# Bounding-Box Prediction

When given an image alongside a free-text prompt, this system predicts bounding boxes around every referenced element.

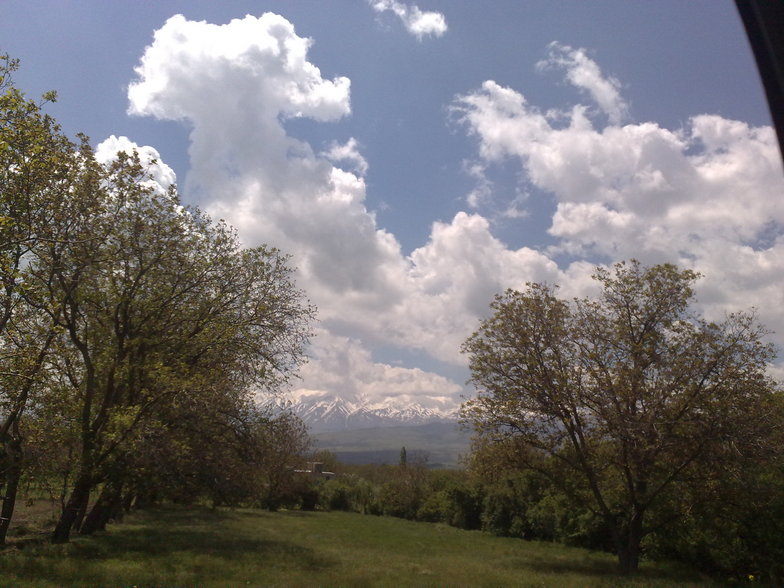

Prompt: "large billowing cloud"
[128,14,405,309]
[125,13,492,408]
[126,15,784,410]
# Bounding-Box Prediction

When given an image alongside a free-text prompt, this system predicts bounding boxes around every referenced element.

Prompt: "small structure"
[294,462,335,480]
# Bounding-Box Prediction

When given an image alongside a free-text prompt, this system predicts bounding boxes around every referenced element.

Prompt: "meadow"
[0,505,724,588]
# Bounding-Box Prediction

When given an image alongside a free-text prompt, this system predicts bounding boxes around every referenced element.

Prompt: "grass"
[0,505,723,587]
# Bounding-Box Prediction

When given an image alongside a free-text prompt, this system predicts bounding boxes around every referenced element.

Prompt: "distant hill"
[312,421,471,468]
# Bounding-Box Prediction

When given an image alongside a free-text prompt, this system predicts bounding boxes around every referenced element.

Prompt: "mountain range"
[265,394,458,433]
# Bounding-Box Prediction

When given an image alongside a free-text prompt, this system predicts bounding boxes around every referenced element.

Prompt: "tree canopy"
[0,55,316,544]
[461,260,782,574]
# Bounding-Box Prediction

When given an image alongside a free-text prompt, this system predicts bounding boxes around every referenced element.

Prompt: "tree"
[461,260,781,574]
[28,147,313,542]
[253,409,312,511]
[0,54,78,544]
[0,55,315,543]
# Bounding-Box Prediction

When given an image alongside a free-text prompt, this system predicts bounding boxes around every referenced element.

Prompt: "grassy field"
[0,505,723,588]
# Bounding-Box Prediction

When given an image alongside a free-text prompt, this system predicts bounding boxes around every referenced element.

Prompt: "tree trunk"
[73,491,90,533]
[81,481,123,535]
[51,476,92,544]
[0,438,23,545]
[79,490,109,535]
[122,491,134,513]
[132,486,158,509]
[616,509,645,574]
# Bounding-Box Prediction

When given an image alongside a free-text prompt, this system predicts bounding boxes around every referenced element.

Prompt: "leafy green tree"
[253,410,312,511]
[377,454,429,519]
[0,55,315,543]
[461,260,781,574]
[643,403,784,583]
[317,473,379,515]
[0,54,79,544]
[24,146,314,542]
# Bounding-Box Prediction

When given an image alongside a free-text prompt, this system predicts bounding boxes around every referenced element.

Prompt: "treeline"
[0,56,314,543]
[303,450,784,585]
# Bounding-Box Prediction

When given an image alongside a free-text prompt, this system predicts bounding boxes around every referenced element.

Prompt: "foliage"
[0,52,79,544]
[0,56,316,544]
[461,260,782,574]
[319,477,373,513]
[644,440,784,585]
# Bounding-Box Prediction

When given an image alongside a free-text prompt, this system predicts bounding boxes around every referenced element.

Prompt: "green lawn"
[0,506,721,587]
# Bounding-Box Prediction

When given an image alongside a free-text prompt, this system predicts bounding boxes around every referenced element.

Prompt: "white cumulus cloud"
[95,135,177,193]
[537,41,628,125]
[127,13,406,310]
[125,13,484,409]
[322,137,369,176]
[292,329,461,410]
[453,46,784,343]
[370,0,448,39]
[126,17,784,410]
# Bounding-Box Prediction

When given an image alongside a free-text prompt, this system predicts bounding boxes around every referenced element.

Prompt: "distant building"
[294,462,335,480]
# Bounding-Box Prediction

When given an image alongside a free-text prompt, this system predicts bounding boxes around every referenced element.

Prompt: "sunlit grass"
[0,506,722,587]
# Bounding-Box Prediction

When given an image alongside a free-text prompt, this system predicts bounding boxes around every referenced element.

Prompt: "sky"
[2,0,783,413]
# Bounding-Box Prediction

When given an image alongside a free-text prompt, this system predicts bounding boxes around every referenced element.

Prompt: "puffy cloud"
[127,17,591,394]
[292,329,462,411]
[128,13,351,206]
[128,14,350,123]
[125,12,485,409]
[391,212,561,362]
[369,0,448,40]
[128,13,407,313]
[454,81,784,261]
[453,45,784,348]
[322,137,369,176]
[537,42,628,125]
[125,14,566,389]
[95,135,177,192]
[126,15,784,411]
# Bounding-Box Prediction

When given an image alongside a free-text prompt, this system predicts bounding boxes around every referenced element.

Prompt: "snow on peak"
[262,393,457,433]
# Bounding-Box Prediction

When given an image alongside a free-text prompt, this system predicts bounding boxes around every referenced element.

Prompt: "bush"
[316,475,380,515]
[319,480,353,511]
[481,485,528,538]
[645,470,784,585]
[444,485,483,530]
[417,490,450,523]
[378,481,419,519]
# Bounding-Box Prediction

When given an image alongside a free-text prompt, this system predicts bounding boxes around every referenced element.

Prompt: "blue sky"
[3,1,783,412]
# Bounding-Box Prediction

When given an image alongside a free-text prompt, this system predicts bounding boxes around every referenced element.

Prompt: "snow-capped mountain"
[264,394,458,433]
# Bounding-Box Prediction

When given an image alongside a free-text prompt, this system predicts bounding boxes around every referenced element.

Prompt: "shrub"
[318,480,353,511]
